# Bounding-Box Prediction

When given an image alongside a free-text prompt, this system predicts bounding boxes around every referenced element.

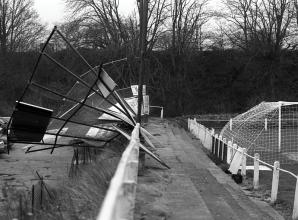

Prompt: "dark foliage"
[1,48,298,116]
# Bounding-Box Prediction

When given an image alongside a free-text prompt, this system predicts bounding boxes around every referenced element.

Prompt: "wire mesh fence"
[220,102,298,165]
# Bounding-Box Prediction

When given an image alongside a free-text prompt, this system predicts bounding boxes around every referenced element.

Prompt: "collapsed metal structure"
[6,26,169,169]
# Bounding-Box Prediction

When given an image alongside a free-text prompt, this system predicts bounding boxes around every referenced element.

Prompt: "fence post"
[292,177,298,219]
[218,135,223,159]
[204,127,207,145]
[253,153,260,190]
[227,141,232,164]
[193,118,197,137]
[31,185,34,213]
[223,138,227,162]
[229,118,233,130]
[232,143,237,159]
[214,134,218,156]
[187,118,189,130]
[241,148,247,176]
[270,161,280,204]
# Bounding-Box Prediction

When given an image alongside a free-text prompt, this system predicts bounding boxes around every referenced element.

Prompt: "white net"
[220,101,298,165]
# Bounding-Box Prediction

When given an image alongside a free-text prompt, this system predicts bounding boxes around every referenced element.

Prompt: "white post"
[270,161,280,204]
[232,143,237,158]
[188,118,190,130]
[229,118,233,130]
[204,127,207,145]
[222,138,226,161]
[292,176,298,219]
[241,148,247,176]
[227,141,232,164]
[278,103,281,152]
[218,135,222,158]
[253,153,260,190]
[214,134,218,156]
[265,118,268,131]
[161,107,164,119]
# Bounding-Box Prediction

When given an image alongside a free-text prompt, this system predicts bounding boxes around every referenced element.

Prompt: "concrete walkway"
[135,118,284,220]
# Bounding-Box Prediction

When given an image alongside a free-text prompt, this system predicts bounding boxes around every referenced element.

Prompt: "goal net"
[220,101,298,165]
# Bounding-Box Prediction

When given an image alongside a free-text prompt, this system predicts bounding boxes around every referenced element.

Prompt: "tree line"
[1,0,298,116]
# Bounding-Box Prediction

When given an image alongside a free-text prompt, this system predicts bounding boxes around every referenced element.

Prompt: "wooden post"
[229,118,233,130]
[241,148,247,176]
[253,153,260,190]
[292,177,298,219]
[270,161,280,204]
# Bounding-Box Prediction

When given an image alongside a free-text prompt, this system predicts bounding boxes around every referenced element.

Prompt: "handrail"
[97,123,140,220]
[149,106,164,118]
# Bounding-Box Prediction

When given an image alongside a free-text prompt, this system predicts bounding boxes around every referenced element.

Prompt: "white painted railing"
[97,123,140,220]
[188,118,213,151]
[149,106,164,118]
[188,118,298,219]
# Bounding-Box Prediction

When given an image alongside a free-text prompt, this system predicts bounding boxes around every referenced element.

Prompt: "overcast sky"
[33,0,137,27]
[33,0,222,28]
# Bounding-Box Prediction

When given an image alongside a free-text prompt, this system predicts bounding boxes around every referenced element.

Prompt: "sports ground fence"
[188,118,298,220]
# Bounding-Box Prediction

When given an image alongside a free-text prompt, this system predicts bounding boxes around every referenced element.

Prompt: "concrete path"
[135,118,284,220]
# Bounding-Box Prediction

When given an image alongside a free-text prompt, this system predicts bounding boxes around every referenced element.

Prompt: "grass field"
[244,165,297,220]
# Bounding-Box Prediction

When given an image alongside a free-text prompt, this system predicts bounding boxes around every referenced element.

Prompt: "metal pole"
[137,0,148,123]
[278,102,282,152]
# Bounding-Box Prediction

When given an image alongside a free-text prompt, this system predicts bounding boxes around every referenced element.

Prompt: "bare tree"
[146,0,171,51]
[0,0,44,55]
[171,0,209,55]
[221,0,252,50]
[221,0,296,98]
[66,0,129,49]
[222,0,295,55]
[168,0,209,112]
